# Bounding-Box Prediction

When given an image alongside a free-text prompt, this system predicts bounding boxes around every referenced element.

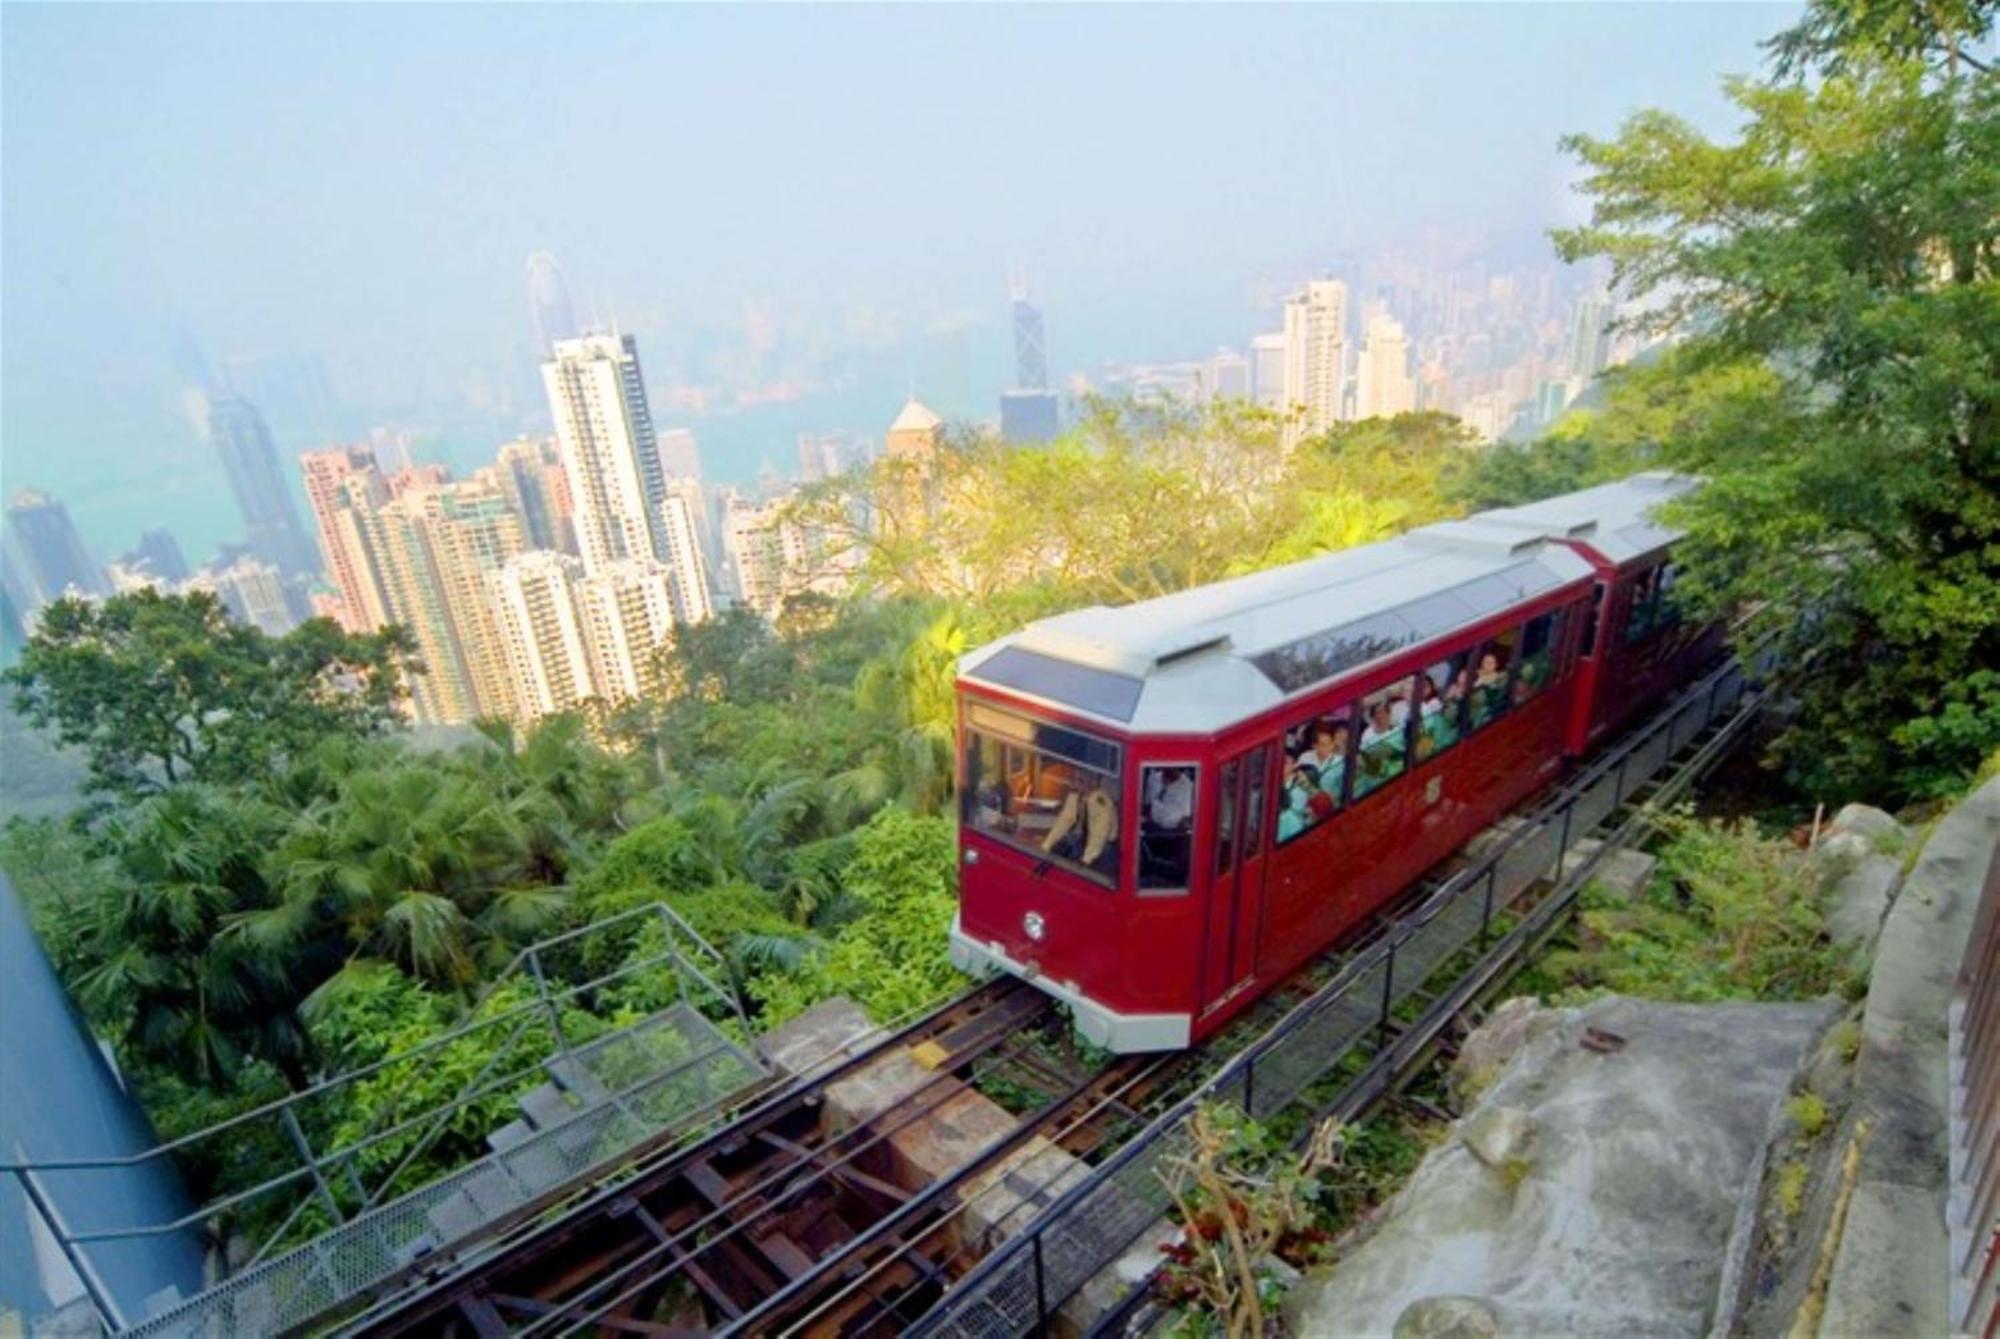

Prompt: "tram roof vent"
[1405,519,1554,558]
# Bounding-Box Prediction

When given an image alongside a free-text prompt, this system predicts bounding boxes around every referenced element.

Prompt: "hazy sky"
[3,2,1793,561]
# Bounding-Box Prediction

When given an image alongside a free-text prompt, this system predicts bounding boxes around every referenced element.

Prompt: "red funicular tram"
[950,473,1720,1052]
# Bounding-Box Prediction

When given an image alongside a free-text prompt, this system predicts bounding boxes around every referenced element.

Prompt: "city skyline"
[2,3,1792,564]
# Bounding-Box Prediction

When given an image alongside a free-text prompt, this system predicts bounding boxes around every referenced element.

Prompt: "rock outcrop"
[1285,995,1835,1338]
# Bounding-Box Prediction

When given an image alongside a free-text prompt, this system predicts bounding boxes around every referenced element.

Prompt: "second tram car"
[949,473,1717,1052]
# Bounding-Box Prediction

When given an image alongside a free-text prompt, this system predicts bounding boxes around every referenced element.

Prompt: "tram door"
[1201,745,1271,1015]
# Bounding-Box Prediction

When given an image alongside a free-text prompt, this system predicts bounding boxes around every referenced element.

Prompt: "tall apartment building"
[494,438,577,555]
[1355,313,1415,420]
[1249,333,1289,410]
[300,446,387,632]
[1209,348,1250,401]
[301,445,526,723]
[541,333,666,573]
[207,393,318,575]
[541,333,713,629]
[1281,280,1350,442]
[575,560,679,704]
[724,494,808,619]
[487,552,595,720]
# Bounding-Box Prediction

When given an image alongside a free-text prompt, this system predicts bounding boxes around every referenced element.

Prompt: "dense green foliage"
[1541,16,2000,801]
[4,589,416,799]
[1532,812,1861,1003]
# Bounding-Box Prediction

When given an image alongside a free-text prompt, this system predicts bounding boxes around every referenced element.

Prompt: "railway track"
[353,650,1768,1339]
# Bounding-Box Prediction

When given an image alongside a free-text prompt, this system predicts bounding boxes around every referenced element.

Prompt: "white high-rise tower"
[1355,313,1415,420]
[1280,280,1350,443]
[541,333,712,624]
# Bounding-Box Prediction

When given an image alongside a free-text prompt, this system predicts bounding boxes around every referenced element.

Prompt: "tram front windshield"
[962,703,1123,886]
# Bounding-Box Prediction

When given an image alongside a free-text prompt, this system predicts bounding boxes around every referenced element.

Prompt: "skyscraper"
[1564,290,1615,382]
[122,529,190,584]
[541,334,674,576]
[300,446,388,633]
[575,560,680,704]
[207,393,317,576]
[205,556,300,636]
[1355,313,1415,420]
[1000,391,1061,444]
[4,489,104,607]
[1010,270,1049,391]
[1249,333,1289,410]
[526,251,579,353]
[1209,348,1251,402]
[1000,269,1059,443]
[487,552,595,720]
[494,439,577,555]
[656,490,714,625]
[1281,280,1350,443]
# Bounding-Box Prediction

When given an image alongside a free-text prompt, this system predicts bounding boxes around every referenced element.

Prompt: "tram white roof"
[1472,471,1696,563]
[959,473,1696,735]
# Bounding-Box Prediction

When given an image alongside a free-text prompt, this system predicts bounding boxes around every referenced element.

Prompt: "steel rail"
[350,977,1034,1335]
[507,1014,1057,1338]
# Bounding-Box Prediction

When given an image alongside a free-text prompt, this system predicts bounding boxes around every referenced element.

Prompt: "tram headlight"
[1023,911,1046,942]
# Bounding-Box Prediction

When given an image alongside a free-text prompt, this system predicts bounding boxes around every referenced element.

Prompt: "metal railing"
[1949,840,2000,1337]
[3,902,766,1336]
[909,648,1769,1339]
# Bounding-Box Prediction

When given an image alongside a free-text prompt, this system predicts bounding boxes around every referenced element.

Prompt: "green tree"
[3,590,415,798]
[752,807,966,1026]
[46,786,321,1087]
[1553,10,2000,799]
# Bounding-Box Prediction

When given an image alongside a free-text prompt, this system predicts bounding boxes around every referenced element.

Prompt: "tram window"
[1580,583,1606,658]
[1139,764,1197,891]
[1214,760,1240,878]
[1354,676,1416,800]
[962,710,1122,887]
[1624,567,1662,643]
[1467,627,1519,732]
[1277,709,1351,845]
[1243,747,1269,858]
[1656,563,1683,628]
[1414,653,1469,762]
[1514,610,1564,705]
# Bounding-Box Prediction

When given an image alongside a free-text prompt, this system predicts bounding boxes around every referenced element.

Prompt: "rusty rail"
[1950,839,2000,1338]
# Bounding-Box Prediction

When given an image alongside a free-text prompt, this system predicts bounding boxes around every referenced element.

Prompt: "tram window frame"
[1513,609,1564,705]
[1275,705,1354,847]
[1214,758,1240,880]
[1466,626,1521,733]
[1243,746,1270,859]
[1413,651,1470,763]
[1353,675,1417,801]
[1624,566,1663,644]
[1138,763,1199,894]
[961,706,1123,889]
[1580,583,1606,659]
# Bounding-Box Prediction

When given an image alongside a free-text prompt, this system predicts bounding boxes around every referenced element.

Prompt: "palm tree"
[71,787,319,1088]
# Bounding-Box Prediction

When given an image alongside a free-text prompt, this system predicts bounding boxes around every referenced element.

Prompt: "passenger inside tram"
[1355,678,1413,796]
[1297,721,1350,799]
[1470,646,1511,728]
[1414,661,1464,759]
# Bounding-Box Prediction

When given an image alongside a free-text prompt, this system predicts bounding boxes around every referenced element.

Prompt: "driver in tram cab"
[1148,766,1195,832]
[1039,772,1119,870]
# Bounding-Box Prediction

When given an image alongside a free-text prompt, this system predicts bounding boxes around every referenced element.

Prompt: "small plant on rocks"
[1155,1105,1345,1338]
